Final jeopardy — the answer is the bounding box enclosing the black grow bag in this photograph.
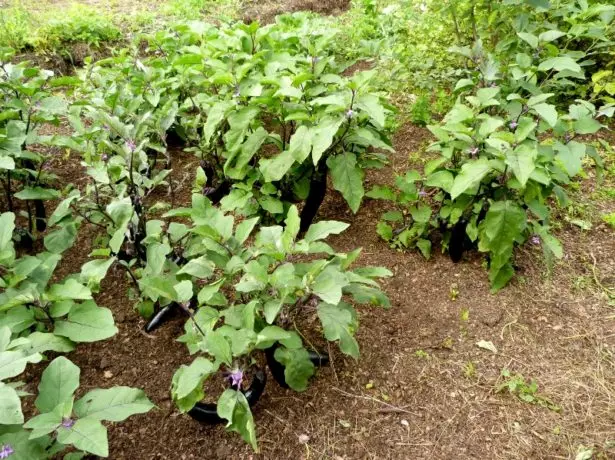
[188,369,267,424]
[265,344,329,389]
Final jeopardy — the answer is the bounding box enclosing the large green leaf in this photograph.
[217,389,258,451]
[327,152,364,213]
[56,418,108,457]
[312,265,348,305]
[303,220,349,243]
[74,387,154,422]
[53,301,118,343]
[317,302,359,358]
[532,103,558,127]
[288,125,313,162]
[506,144,536,187]
[273,347,315,392]
[478,201,527,291]
[35,356,80,413]
[47,279,92,301]
[14,187,60,201]
[0,349,42,381]
[172,357,216,400]
[537,56,582,73]
[0,382,23,424]
[450,159,492,199]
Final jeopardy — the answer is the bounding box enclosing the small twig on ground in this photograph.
[331,387,420,416]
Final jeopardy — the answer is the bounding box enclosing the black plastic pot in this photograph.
[143,296,197,333]
[203,181,230,205]
[299,165,327,233]
[144,304,177,333]
[187,369,267,424]
[265,345,329,389]
[448,219,467,263]
[33,199,46,232]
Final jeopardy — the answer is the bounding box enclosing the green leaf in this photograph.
[366,185,395,200]
[506,144,536,187]
[517,32,538,49]
[538,56,582,73]
[317,302,359,358]
[256,326,292,349]
[532,103,558,127]
[312,117,344,164]
[425,170,454,193]
[450,159,492,200]
[217,389,258,451]
[14,187,60,201]
[18,332,75,355]
[235,217,260,245]
[0,382,23,424]
[539,30,566,43]
[172,357,216,400]
[313,265,348,305]
[0,349,42,381]
[35,356,80,413]
[80,258,115,290]
[327,153,364,213]
[0,430,48,459]
[138,276,177,301]
[288,125,313,162]
[47,279,92,301]
[282,205,300,250]
[54,301,118,343]
[23,409,62,438]
[573,117,602,135]
[303,220,349,243]
[205,330,232,365]
[478,201,527,291]
[56,418,108,457]
[178,256,215,278]
[355,94,386,128]
[273,347,315,392]
[259,150,295,182]
[74,387,154,422]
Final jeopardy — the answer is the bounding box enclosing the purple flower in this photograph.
[509,121,518,130]
[61,418,75,428]
[468,147,479,157]
[226,368,243,389]
[530,235,540,245]
[101,153,109,162]
[419,190,428,197]
[346,109,354,119]
[126,139,136,152]
[311,56,320,65]
[0,444,14,459]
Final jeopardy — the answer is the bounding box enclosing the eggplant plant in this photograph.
[0,211,118,344]
[129,196,390,449]
[0,49,76,243]
[0,352,154,459]
[148,18,394,228]
[371,4,614,291]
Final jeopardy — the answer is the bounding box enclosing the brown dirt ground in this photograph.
[7,2,615,460]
